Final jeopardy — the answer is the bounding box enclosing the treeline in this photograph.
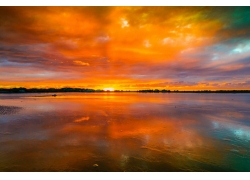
[138,90,250,93]
[0,87,250,93]
[0,87,98,93]
[138,89,170,93]
[0,87,131,93]
[170,90,250,93]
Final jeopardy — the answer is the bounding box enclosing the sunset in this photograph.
[1,7,250,90]
[1,5,250,173]
[103,87,114,91]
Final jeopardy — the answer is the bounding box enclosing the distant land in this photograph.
[0,88,250,93]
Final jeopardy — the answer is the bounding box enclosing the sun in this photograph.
[103,88,115,91]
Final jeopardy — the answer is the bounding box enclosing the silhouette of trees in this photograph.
[138,89,170,93]
[0,88,249,94]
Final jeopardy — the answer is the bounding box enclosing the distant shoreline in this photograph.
[1,88,250,94]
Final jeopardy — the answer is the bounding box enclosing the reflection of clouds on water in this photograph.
[35,104,55,111]
[120,154,129,167]
[74,116,90,122]
[1,93,250,171]
[212,122,219,129]
[143,134,150,144]
[234,129,250,141]
[212,120,250,142]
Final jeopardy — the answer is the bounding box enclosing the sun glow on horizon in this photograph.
[103,88,115,91]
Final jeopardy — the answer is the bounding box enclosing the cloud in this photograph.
[121,18,129,28]
[0,7,250,89]
[143,40,151,48]
[73,61,90,66]
[95,35,110,43]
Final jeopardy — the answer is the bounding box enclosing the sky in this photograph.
[0,6,250,90]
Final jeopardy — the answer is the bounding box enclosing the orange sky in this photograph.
[0,7,250,90]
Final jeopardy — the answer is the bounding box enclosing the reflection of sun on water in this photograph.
[103,88,114,91]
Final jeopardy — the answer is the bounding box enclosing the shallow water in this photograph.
[0,92,250,172]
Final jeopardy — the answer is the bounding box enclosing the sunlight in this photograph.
[103,88,115,91]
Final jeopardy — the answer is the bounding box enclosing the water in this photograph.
[0,93,250,172]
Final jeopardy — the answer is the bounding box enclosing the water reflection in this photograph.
[74,117,90,123]
[0,93,250,171]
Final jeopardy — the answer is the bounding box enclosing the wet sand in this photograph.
[0,105,23,115]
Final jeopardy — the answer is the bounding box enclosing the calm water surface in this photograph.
[0,93,250,171]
